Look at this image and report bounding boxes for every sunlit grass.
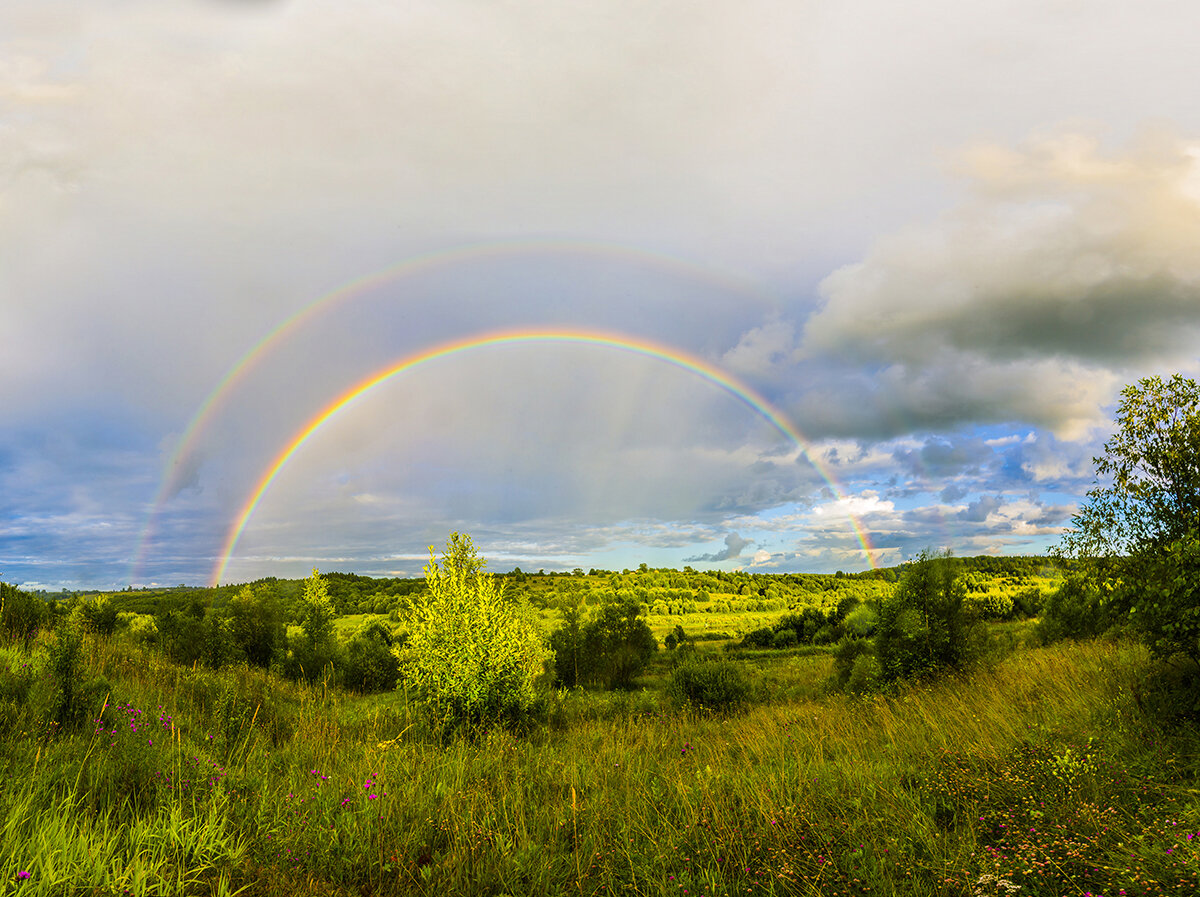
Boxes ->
[3,627,1197,896]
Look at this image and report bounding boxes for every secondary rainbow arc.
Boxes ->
[210,327,878,587]
[131,239,770,584]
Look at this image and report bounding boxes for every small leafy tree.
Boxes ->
[299,567,336,650]
[226,584,285,669]
[0,581,47,648]
[400,533,550,732]
[580,594,657,689]
[549,600,587,688]
[285,568,340,681]
[1059,375,1200,661]
[342,621,401,693]
[875,550,978,683]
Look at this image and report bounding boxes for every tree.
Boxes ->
[1060,375,1200,661]
[227,584,285,669]
[0,581,47,648]
[285,568,339,681]
[400,533,550,732]
[875,550,977,683]
[342,621,401,693]
[299,567,336,650]
[580,594,657,689]
[549,599,586,688]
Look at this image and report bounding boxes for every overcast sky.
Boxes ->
[4,0,1200,590]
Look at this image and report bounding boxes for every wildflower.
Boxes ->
[17,871,30,880]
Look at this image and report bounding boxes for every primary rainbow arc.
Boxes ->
[131,239,769,585]
[210,327,877,587]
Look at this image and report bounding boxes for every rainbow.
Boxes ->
[209,327,878,586]
[131,239,768,584]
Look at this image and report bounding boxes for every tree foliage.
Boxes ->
[875,550,978,683]
[581,595,657,689]
[0,581,47,647]
[401,533,550,732]
[1060,375,1200,662]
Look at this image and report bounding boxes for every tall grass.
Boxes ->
[3,630,1199,896]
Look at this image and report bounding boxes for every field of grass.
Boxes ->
[4,620,1200,896]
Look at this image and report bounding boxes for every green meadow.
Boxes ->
[3,562,1200,896]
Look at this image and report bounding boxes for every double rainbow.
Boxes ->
[208,327,878,586]
[131,240,768,584]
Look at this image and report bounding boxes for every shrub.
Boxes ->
[400,533,550,733]
[1013,586,1044,618]
[580,595,658,689]
[45,624,109,730]
[341,621,401,693]
[0,582,47,647]
[549,602,586,688]
[79,594,118,636]
[666,658,751,713]
[969,591,1015,621]
[1036,575,1108,645]
[226,585,285,669]
[875,550,981,683]
[832,637,876,691]
[741,626,775,649]
[846,652,882,694]
[841,604,878,638]
[663,624,688,650]
[772,627,798,648]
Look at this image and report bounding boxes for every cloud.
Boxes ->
[684,532,753,563]
[786,129,1200,440]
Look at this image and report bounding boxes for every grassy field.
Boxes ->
[4,621,1200,896]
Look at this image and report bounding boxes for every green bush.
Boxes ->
[1013,586,1044,618]
[969,591,1015,621]
[0,582,47,647]
[875,550,980,683]
[832,637,876,691]
[401,533,550,733]
[44,625,109,731]
[741,627,775,649]
[841,604,878,638]
[772,627,798,648]
[666,658,751,714]
[1036,575,1108,645]
[341,621,401,693]
[580,595,657,690]
[846,652,882,695]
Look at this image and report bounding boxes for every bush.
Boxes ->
[969,591,1015,621]
[549,602,586,688]
[666,658,751,713]
[741,627,775,649]
[0,582,47,647]
[401,533,550,733]
[341,621,401,693]
[772,627,798,648]
[875,550,981,683]
[580,595,658,689]
[1036,575,1108,645]
[1013,586,1044,619]
[841,604,878,638]
[45,624,109,730]
[832,637,876,691]
[846,652,882,694]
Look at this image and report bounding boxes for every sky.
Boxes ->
[4,0,1200,590]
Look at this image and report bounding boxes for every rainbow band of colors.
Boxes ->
[131,240,768,585]
[209,327,877,587]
